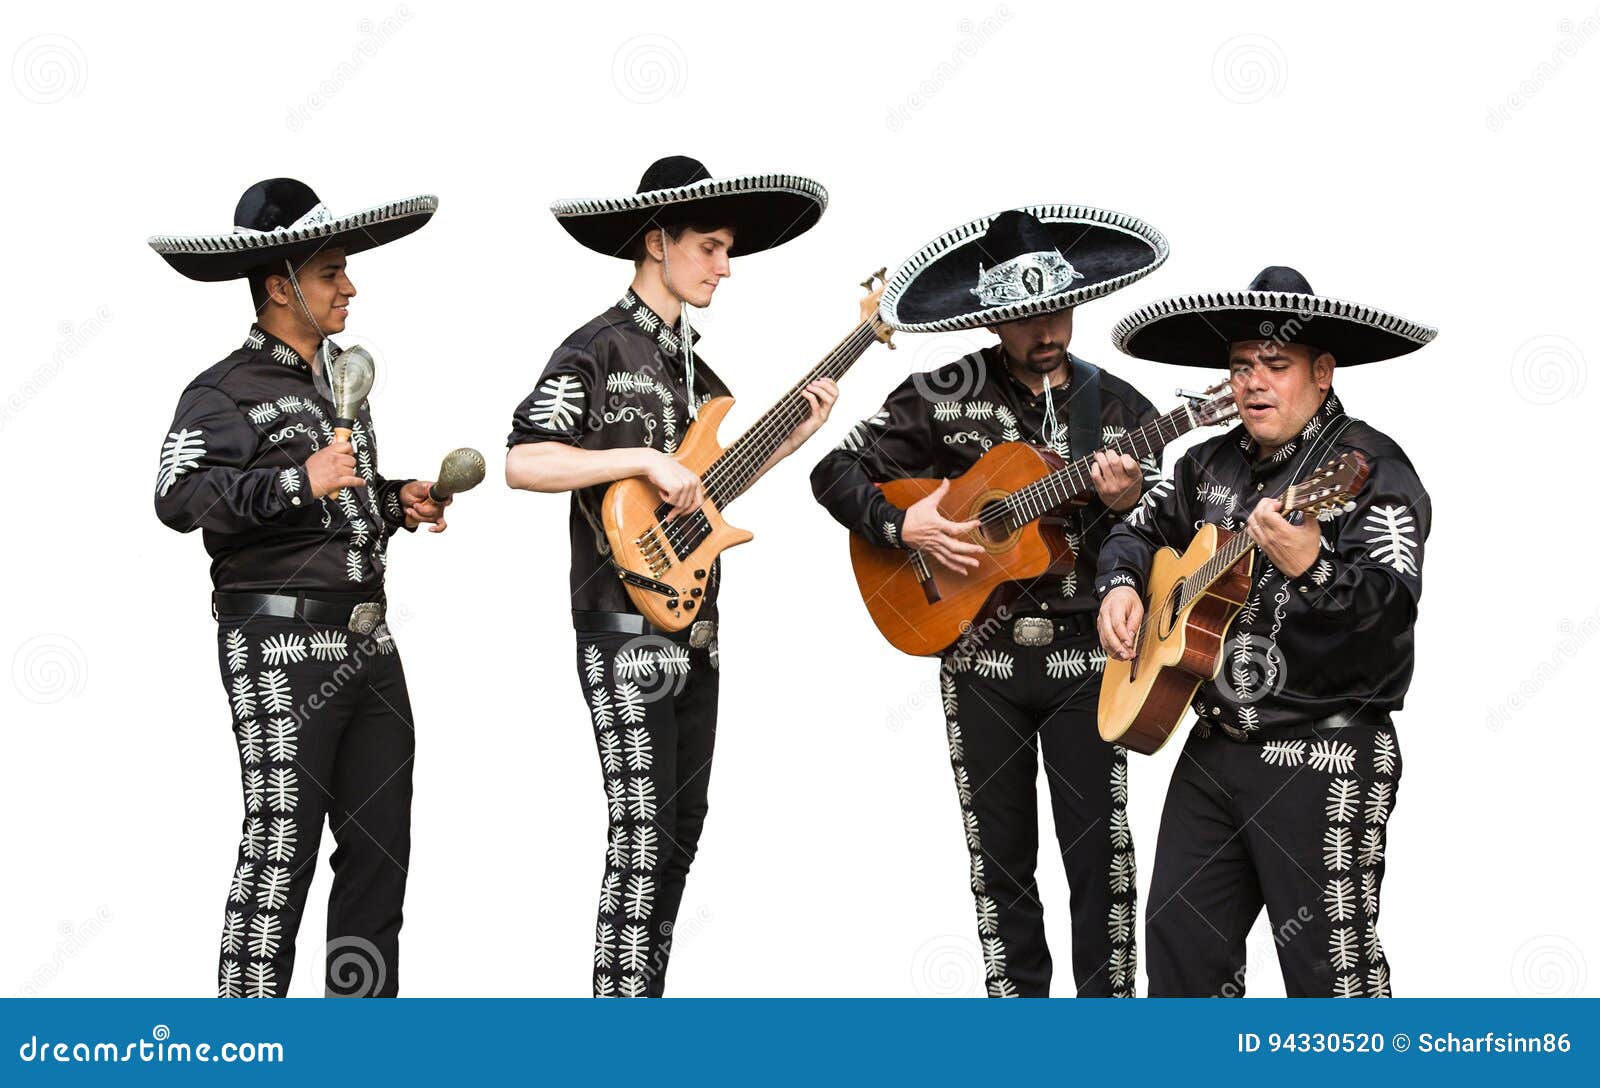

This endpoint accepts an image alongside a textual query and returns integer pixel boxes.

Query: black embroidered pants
[939,631,1135,997]
[213,613,414,998]
[1144,722,1401,997]
[575,628,719,997]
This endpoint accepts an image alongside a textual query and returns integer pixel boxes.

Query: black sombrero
[148,178,437,282]
[1114,265,1437,367]
[550,155,827,259]
[878,205,1168,333]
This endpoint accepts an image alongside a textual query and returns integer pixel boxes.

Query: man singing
[1095,266,1435,997]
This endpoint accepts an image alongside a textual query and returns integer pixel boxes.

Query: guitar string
[1128,469,1361,658]
[652,318,881,557]
[971,400,1220,529]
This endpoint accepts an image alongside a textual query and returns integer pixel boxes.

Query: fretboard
[1176,525,1260,612]
[999,399,1206,525]
[703,316,887,508]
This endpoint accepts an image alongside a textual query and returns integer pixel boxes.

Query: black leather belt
[1211,705,1391,742]
[572,610,716,648]
[213,591,385,633]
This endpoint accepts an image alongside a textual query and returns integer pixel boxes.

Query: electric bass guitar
[1098,450,1370,755]
[851,384,1239,656]
[602,271,896,630]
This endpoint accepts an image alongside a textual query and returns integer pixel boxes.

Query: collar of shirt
[1237,388,1347,475]
[243,323,319,375]
[616,289,703,356]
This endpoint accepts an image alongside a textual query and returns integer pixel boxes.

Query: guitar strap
[577,487,613,559]
[1065,354,1102,463]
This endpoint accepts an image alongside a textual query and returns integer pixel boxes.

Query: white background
[2,0,1596,998]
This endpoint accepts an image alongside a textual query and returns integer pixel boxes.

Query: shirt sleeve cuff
[1095,570,1141,600]
[1289,555,1338,598]
[276,465,310,511]
[380,479,415,530]
[877,506,909,549]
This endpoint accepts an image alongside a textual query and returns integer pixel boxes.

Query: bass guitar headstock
[860,267,895,349]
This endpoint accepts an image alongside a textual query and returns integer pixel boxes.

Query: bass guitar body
[1097,524,1253,755]
[601,396,750,631]
[850,441,1076,657]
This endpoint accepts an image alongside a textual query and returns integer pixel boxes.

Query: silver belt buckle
[688,619,716,650]
[348,602,384,635]
[1013,617,1053,647]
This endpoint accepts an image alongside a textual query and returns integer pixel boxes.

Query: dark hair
[246,267,278,314]
[630,221,730,266]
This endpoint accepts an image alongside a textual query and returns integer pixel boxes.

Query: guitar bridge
[912,550,941,604]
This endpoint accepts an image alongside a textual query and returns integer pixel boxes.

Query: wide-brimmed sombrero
[1113,265,1437,367]
[550,155,826,259]
[878,205,1168,333]
[148,177,437,282]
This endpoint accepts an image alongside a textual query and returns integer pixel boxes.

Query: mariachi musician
[151,179,447,997]
[812,206,1169,997]
[1095,266,1435,997]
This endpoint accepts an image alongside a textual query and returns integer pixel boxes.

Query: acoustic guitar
[1098,451,1370,755]
[602,271,896,630]
[850,384,1238,656]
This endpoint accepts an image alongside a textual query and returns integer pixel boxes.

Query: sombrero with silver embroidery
[550,155,827,258]
[1113,265,1437,368]
[878,205,1169,333]
[148,178,437,282]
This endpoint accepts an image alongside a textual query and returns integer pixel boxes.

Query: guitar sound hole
[1157,581,1184,639]
[977,501,1011,545]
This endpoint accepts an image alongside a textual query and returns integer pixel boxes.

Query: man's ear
[1314,351,1336,389]
[643,228,668,264]
[263,273,292,308]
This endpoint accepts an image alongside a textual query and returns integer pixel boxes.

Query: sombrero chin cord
[659,231,697,420]
[285,257,333,373]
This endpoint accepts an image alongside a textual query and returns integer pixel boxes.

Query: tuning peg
[1343,501,1356,512]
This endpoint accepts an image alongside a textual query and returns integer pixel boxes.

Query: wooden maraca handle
[329,424,355,500]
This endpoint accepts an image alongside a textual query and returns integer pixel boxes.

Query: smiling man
[505,157,833,997]
[1094,265,1436,997]
[150,179,445,997]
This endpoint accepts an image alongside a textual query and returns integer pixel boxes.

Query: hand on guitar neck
[1244,497,1321,578]
[901,479,984,574]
